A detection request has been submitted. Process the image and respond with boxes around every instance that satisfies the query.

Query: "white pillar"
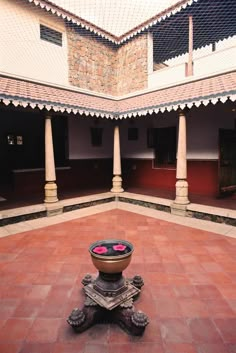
[111,125,124,193]
[187,15,193,76]
[174,110,189,205]
[44,115,58,203]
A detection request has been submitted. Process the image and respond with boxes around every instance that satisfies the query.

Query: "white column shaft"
[111,124,124,193]
[176,111,187,180]
[45,116,56,181]
[113,125,121,175]
[187,15,193,76]
[171,110,189,211]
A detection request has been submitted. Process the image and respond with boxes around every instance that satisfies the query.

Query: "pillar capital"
[177,108,185,117]
[187,14,193,76]
[177,108,190,117]
[44,114,52,120]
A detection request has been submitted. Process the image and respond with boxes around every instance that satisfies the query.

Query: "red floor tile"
[84,343,109,353]
[26,318,61,343]
[194,285,223,299]
[19,343,54,353]
[159,318,192,343]
[56,320,87,344]
[52,342,85,353]
[155,298,182,318]
[228,345,236,353]
[0,285,32,300]
[227,300,236,313]
[196,343,232,353]
[108,342,165,353]
[25,285,51,300]
[0,299,21,319]
[163,342,198,353]
[13,299,43,318]
[0,343,23,353]
[173,285,198,299]
[151,285,174,298]
[37,297,68,319]
[201,262,224,273]
[188,318,223,343]
[208,272,233,285]
[218,285,236,300]
[213,319,236,343]
[179,299,209,318]
[0,318,34,342]
[204,299,235,318]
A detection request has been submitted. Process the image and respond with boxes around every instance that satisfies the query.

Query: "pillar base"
[174,179,190,205]
[111,175,124,193]
[44,181,58,203]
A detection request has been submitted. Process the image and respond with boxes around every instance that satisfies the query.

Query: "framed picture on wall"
[7,134,15,145]
[16,135,23,145]
[7,134,24,146]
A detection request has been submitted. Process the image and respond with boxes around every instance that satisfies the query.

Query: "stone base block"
[170,202,188,217]
[46,204,63,217]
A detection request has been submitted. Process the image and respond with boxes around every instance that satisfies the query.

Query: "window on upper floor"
[40,24,62,46]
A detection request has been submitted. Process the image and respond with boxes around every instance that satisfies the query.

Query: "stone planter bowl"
[89,239,134,274]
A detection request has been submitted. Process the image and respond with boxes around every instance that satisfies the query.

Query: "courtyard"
[0,203,236,353]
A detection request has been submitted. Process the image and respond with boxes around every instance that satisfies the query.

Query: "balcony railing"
[148,44,236,90]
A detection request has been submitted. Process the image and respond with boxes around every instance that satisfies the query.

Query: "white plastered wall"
[0,0,69,86]
[120,113,177,159]
[68,117,114,159]
[187,105,235,160]
[67,107,235,161]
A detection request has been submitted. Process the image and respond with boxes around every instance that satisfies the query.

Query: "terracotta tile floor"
[0,209,236,353]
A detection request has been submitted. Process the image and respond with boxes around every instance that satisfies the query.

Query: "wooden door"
[219,129,236,194]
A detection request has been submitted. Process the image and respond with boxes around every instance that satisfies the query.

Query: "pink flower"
[113,244,127,251]
[93,246,108,254]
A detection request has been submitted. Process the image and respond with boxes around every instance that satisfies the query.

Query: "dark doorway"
[219,128,236,195]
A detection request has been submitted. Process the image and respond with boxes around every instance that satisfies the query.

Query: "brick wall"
[116,34,148,95]
[67,27,148,95]
[67,27,117,95]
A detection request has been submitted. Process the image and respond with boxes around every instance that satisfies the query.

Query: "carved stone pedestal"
[67,273,149,336]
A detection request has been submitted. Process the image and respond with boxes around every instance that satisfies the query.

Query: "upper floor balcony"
[148,37,236,90]
[147,0,236,91]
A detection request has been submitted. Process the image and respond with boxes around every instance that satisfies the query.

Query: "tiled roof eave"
[27,0,198,44]
[118,0,198,44]
[1,71,235,119]
[28,0,117,43]
[0,94,116,119]
[118,91,236,118]
[1,90,236,120]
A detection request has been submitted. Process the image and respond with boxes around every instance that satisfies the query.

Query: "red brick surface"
[0,209,236,352]
[67,28,147,96]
